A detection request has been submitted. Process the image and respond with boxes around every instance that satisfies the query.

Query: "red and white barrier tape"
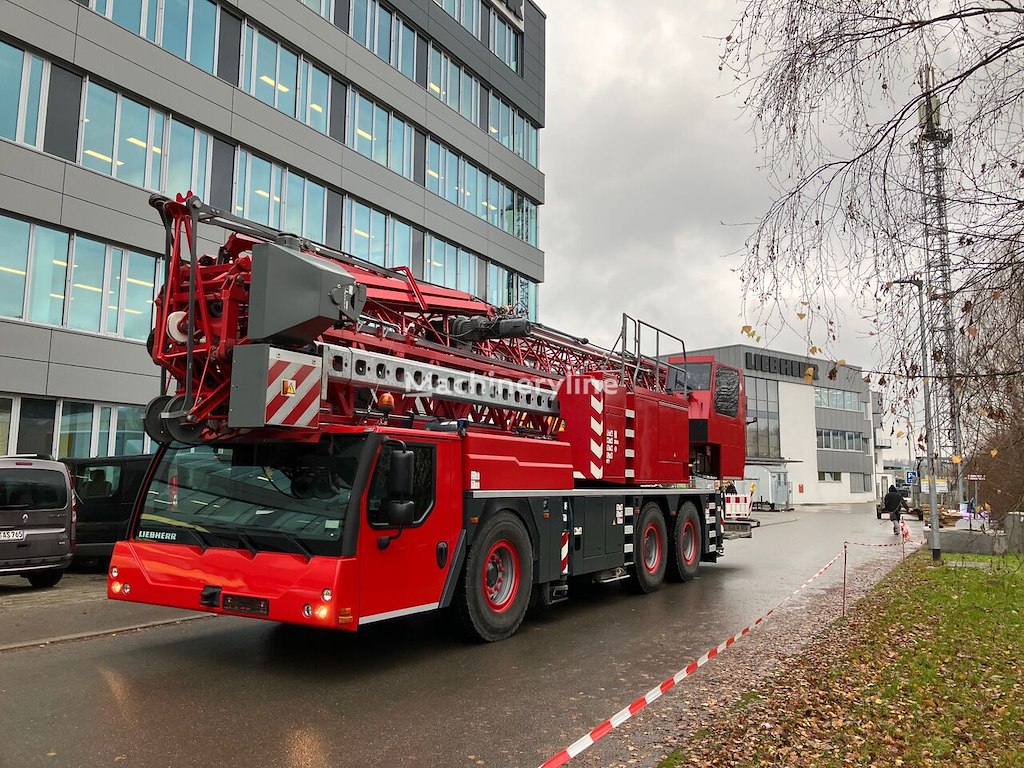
[537,550,846,768]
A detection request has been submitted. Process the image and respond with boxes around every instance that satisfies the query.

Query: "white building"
[691,345,885,507]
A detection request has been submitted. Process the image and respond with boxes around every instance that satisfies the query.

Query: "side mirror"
[378,447,416,550]
[385,499,415,527]
[387,449,415,499]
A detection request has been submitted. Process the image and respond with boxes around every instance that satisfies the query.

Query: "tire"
[667,502,703,583]
[455,511,533,642]
[26,571,63,589]
[627,502,668,594]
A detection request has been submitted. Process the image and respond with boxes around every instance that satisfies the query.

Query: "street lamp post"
[892,278,941,561]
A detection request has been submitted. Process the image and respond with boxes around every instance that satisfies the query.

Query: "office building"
[0,0,545,458]
[690,345,884,506]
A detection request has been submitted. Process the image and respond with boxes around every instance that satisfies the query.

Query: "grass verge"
[660,551,1024,767]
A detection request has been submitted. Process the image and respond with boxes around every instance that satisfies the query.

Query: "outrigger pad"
[248,239,367,346]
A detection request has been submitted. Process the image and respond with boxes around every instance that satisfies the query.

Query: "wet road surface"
[0,505,914,768]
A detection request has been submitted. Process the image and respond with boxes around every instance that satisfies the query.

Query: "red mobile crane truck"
[106,196,753,641]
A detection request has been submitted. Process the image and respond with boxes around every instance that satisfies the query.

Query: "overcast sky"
[537,1,882,369]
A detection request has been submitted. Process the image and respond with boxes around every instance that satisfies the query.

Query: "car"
[62,455,152,562]
[0,455,76,588]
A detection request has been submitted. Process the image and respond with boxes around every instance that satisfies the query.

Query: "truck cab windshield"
[135,435,367,557]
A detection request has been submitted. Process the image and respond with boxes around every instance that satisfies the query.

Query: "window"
[745,377,781,459]
[818,471,842,482]
[301,60,330,134]
[59,402,95,459]
[487,91,539,168]
[366,442,436,527]
[489,11,521,73]
[346,90,414,179]
[816,429,866,452]
[0,398,11,455]
[814,387,866,414]
[427,44,479,124]
[341,198,414,268]
[115,405,147,454]
[351,0,417,80]
[425,139,538,246]
[0,213,157,340]
[0,41,47,148]
[234,150,326,240]
[17,398,56,456]
[301,0,333,19]
[1,215,38,320]
[92,0,219,72]
[80,82,210,197]
[434,0,480,37]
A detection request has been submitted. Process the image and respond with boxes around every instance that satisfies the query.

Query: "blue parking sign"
[905,470,919,486]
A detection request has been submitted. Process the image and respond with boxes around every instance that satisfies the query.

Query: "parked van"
[0,455,76,588]
[62,455,152,560]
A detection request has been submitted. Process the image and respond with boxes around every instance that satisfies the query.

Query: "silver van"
[0,455,76,588]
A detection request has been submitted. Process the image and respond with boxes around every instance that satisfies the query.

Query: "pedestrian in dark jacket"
[883,485,909,535]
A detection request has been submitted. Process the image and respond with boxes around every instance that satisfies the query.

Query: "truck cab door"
[356,438,459,626]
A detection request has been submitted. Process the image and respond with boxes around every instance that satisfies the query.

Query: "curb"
[0,613,214,653]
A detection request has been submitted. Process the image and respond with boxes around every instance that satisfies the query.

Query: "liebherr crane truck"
[107,195,753,641]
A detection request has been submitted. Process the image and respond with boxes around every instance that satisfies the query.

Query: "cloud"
[539,1,772,350]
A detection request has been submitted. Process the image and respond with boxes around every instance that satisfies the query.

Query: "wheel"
[455,511,533,642]
[876,508,883,520]
[163,395,206,445]
[26,571,63,589]
[667,502,703,582]
[144,395,175,445]
[627,502,667,594]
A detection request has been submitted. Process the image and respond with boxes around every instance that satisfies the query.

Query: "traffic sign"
[966,474,986,481]
[905,470,919,485]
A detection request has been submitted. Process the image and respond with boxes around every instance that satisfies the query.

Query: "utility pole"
[914,66,965,510]
[893,278,942,561]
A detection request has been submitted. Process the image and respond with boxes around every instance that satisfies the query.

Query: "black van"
[62,455,152,561]
[0,455,76,587]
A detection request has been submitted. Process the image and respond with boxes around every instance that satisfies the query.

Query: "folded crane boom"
[144,194,742,484]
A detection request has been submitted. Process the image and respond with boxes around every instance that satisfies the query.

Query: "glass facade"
[346,89,414,179]
[81,82,210,199]
[489,10,520,73]
[0,40,46,148]
[745,377,781,459]
[427,44,480,123]
[434,0,481,36]
[300,0,334,20]
[241,24,331,134]
[350,0,418,80]
[816,429,866,452]
[814,387,866,414]
[488,92,539,166]
[92,0,219,73]
[0,394,154,458]
[426,138,538,246]
[0,214,157,340]
[233,149,327,242]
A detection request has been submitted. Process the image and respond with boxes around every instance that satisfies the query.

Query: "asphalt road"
[0,504,913,768]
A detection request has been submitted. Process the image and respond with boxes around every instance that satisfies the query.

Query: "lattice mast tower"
[913,66,964,506]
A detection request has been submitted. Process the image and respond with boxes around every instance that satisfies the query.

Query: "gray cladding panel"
[49,330,156,377]
[815,407,871,432]
[60,167,166,253]
[0,0,79,61]
[817,450,873,475]
[47,363,159,404]
[73,11,236,135]
[0,320,53,363]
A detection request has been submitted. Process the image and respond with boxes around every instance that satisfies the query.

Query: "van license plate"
[0,530,26,541]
